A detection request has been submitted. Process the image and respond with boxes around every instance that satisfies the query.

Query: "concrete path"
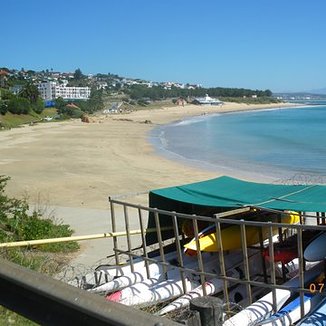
[51,206,114,267]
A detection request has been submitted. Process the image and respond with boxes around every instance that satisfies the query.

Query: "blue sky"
[2,0,326,92]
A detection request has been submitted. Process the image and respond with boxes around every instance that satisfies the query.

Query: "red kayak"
[263,230,320,264]
[263,246,297,264]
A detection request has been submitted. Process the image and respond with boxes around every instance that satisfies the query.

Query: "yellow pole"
[0,227,172,248]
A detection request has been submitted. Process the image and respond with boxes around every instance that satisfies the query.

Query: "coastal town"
[0,66,279,130]
[3,0,326,324]
[0,67,322,110]
[1,63,326,326]
[0,67,202,100]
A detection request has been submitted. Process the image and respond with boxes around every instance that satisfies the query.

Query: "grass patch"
[4,213,79,253]
[0,176,79,256]
[39,107,57,118]
[0,111,39,128]
[0,108,58,129]
[220,97,283,104]
[0,175,79,324]
[0,307,37,326]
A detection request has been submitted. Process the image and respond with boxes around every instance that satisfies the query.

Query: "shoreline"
[0,101,304,268]
[148,102,303,182]
[123,101,299,125]
[0,101,299,209]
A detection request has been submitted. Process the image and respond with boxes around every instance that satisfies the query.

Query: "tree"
[0,89,14,101]
[0,101,8,115]
[264,89,272,97]
[19,82,40,104]
[32,98,45,114]
[79,89,104,114]
[74,68,84,80]
[55,97,67,115]
[7,97,31,114]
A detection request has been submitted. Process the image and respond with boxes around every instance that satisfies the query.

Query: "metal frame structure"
[108,196,326,322]
[1,196,325,325]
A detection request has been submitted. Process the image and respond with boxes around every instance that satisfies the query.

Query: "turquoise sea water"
[151,104,326,178]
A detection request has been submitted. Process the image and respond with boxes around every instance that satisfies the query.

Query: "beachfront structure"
[193,94,222,105]
[37,81,91,100]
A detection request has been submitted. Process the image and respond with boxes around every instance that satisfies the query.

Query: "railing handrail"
[0,257,178,325]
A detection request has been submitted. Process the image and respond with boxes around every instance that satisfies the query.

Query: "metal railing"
[1,195,325,325]
[108,196,326,323]
[0,257,178,325]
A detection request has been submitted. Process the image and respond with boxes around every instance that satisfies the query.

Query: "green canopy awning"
[146,176,326,245]
[149,176,326,212]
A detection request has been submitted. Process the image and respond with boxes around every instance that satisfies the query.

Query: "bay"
[151,105,326,179]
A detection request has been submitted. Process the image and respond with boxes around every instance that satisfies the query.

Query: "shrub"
[32,98,45,114]
[0,101,8,115]
[69,108,84,119]
[0,176,79,255]
[7,97,31,114]
[137,99,148,106]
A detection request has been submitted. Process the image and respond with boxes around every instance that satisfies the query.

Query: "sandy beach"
[0,101,295,267]
[0,102,295,209]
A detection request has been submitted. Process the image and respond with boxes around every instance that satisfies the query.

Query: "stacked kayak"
[297,296,326,325]
[223,262,324,326]
[90,249,263,307]
[224,231,326,325]
[184,211,299,253]
[75,210,325,325]
[254,292,324,326]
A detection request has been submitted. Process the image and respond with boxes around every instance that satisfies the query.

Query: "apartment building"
[37,81,91,100]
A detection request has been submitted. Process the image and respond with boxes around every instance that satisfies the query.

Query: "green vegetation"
[220,96,282,104]
[18,82,40,105]
[0,108,57,129]
[124,84,273,101]
[67,68,89,87]
[1,66,279,130]
[0,111,38,129]
[0,175,79,263]
[73,68,84,80]
[7,96,31,114]
[54,89,104,118]
[0,83,45,117]
[76,88,104,114]
[0,175,79,324]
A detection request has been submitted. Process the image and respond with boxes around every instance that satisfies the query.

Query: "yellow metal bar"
[0,227,171,248]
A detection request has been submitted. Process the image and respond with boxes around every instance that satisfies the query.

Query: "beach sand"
[0,102,294,209]
[0,101,295,268]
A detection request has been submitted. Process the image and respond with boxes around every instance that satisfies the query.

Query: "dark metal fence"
[1,196,325,325]
[0,257,178,325]
[108,196,326,324]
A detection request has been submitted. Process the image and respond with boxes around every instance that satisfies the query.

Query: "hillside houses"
[1,67,202,101]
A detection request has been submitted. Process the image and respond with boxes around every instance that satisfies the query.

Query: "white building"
[193,94,222,105]
[96,81,108,90]
[37,81,91,100]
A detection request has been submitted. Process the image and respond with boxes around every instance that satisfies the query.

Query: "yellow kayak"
[184,211,299,253]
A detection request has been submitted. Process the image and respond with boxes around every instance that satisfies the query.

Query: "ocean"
[151,103,326,179]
